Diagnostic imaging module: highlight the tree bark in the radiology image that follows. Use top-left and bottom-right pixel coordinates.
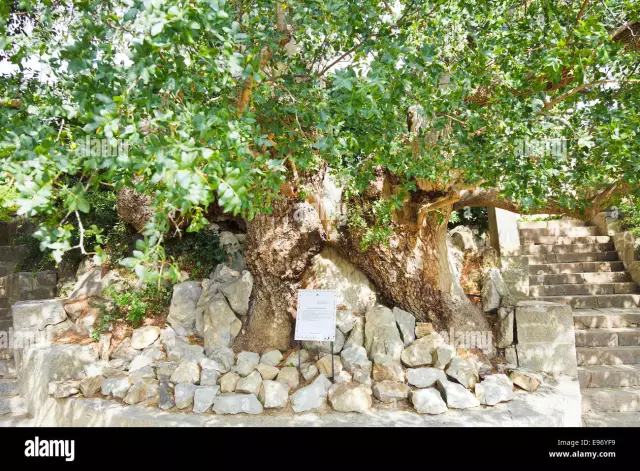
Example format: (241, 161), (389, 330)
(233, 198), (326, 353)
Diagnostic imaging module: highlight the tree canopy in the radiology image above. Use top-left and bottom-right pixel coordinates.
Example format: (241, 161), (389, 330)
(1, 0), (639, 282)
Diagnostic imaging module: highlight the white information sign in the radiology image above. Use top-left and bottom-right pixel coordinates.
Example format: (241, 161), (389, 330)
(294, 290), (337, 342)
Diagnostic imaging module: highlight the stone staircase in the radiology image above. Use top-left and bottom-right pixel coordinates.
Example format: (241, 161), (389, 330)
(0, 220), (51, 427)
(519, 219), (640, 426)
(0, 359), (30, 426)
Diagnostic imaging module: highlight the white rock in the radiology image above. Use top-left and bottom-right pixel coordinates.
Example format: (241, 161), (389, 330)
(393, 307), (416, 346)
(482, 268), (508, 312)
(236, 370), (262, 395)
(129, 355), (154, 372)
(259, 380), (289, 409)
(290, 375), (332, 413)
(496, 307), (515, 348)
(276, 367), (300, 389)
(317, 355), (342, 378)
(131, 326), (161, 350)
(220, 271), (253, 316)
(434, 344), (456, 369)
(158, 378), (174, 410)
(141, 347), (165, 361)
(344, 317), (364, 348)
(328, 382), (372, 413)
(128, 366), (155, 381)
(407, 368), (446, 388)
(124, 379), (158, 405)
(155, 362), (179, 378)
(234, 351), (260, 376)
(174, 382), (198, 409)
(436, 378), (480, 409)
(411, 388), (448, 414)
(301, 363), (318, 381)
(207, 346), (235, 371)
(200, 369), (219, 386)
(334, 370), (352, 384)
(199, 358), (228, 373)
(260, 349), (283, 367)
(372, 381), (410, 403)
(372, 356), (404, 382)
(219, 372), (240, 393)
(203, 293), (242, 350)
(168, 340), (205, 363)
(475, 374), (514, 405)
(79, 376), (103, 397)
(193, 386), (220, 413)
(167, 281), (202, 334)
(256, 364), (280, 380)
(101, 377), (130, 399)
(401, 333), (445, 367)
(284, 349), (309, 367)
(212, 393), (263, 415)
(340, 346), (370, 372)
(446, 356), (479, 389)
(210, 264), (240, 283)
(365, 305), (404, 362)
(509, 369), (542, 392)
(336, 309), (356, 334)
(170, 361), (200, 384)
(49, 380), (80, 399)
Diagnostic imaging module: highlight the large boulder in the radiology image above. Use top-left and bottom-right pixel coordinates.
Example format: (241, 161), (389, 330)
(400, 333), (444, 367)
(372, 381), (410, 403)
(445, 356), (479, 389)
(482, 268), (508, 312)
(131, 326), (161, 350)
(328, 382), (372, 413)
(212, 393), (263, 415)
(219, 271), (253, 316)
(393, 307), (416, 346)
(302, 247), (377, 313)
(364, 305), (403, 363)
(344, 317), (365, 349)
(259, 380), (289, 409)
(449, 225), (479, 254)
(203, 294), (242, 351)
(411, 388), (448, 415)
(124, 378), (159, 405)
(475, 374), (514, 405)
(167, 281), (202, 334)
(407, 368), (446, 388)
(290, 375), (332, 413)
(436, 378), (480, 409)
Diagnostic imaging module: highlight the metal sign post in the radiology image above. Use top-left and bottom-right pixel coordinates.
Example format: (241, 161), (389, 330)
(294, 289), (337, 382)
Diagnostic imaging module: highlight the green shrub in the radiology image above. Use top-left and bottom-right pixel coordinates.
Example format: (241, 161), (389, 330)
(92, 283), (172, 340)
(164, 229), (227, 279)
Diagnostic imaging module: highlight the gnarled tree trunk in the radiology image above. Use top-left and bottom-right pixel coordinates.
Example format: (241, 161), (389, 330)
(233, 199), (326, 353)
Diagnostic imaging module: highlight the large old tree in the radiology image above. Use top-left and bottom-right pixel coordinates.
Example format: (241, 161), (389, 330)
(1, 0), (639, 350)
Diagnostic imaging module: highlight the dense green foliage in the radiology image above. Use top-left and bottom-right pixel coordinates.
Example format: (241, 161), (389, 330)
(1, 0), (638, 281)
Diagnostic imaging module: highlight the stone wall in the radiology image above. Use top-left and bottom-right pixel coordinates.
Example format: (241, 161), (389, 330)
(487, 208), (529, 297)
(590, 212), (640, 286)
(514, 301), (578, 377)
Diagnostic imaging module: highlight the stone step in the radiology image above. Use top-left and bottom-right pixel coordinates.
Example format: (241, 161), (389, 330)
(581, 387), (640, 413)
(530, 261), (625, 275)
(525, 251), (619, 264)
(576, 346), (640, 366)
(0, 360), (16, 379)
(574, 310), (640, 329)
(535, 294), (640, 309)
(0, 245), (26, 262)
(0, 379), (19, 396)
(520, 226), (599, 238)
(522, 242), (614, 255)
(531, 282), (639, 297)
(0, 396), (27, 416)
(530, 271), (632, 286)
(518, 220), (586, 229)
(575, 327), (640, 347)
(579, 365), (640, 388)
(522, 235), (611, 245)
(582, 411), (640, 427)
